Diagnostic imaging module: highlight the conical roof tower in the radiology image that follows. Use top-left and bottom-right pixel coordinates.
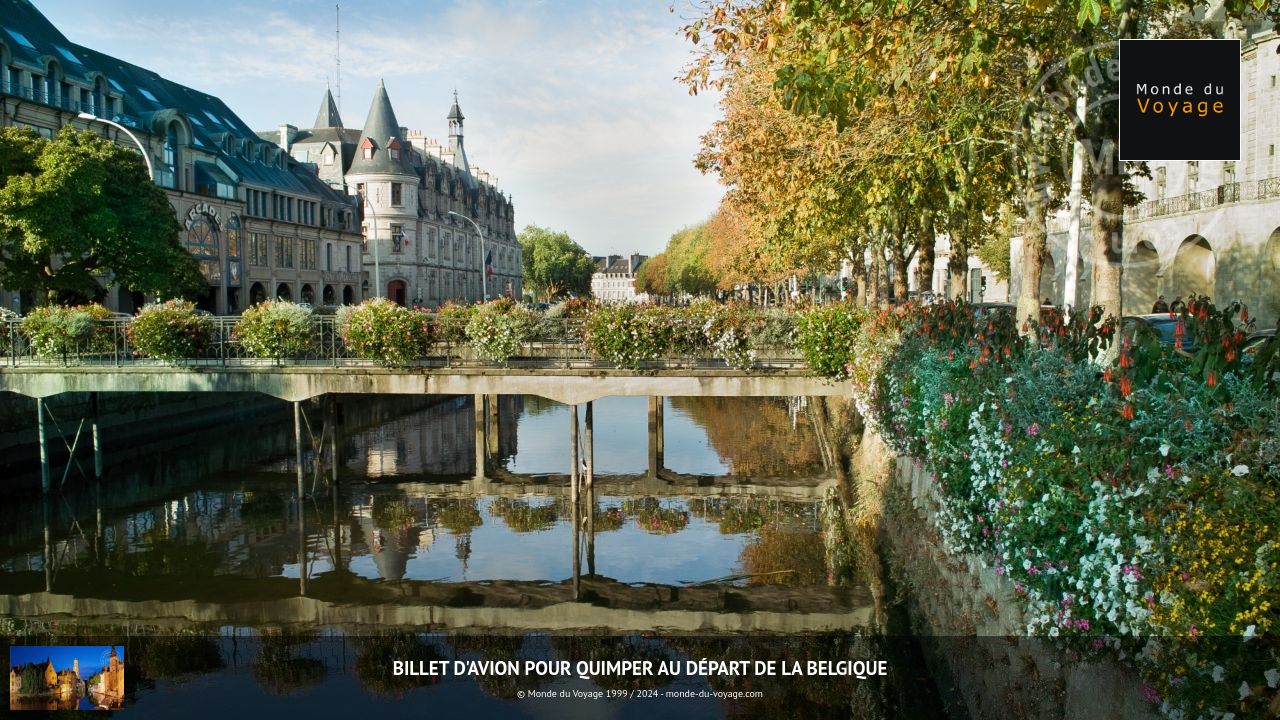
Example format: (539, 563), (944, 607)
(349, 79), (411, 175)
(314, 87), (343, 129)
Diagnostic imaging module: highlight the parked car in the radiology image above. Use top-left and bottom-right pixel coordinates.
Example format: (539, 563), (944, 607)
(972, 302), (1016, 317)
(1121, 313), (1195, 353)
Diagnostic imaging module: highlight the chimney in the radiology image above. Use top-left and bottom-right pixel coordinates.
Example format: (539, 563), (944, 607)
(630, 254), (646, 274)
(279, 124), (298, 152)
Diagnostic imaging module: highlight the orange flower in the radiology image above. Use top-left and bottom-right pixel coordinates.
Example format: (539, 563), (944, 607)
(1206, 371), (1218, 388)
(1119, 376), (1132, 397)
(1120, 403), (1135, 420)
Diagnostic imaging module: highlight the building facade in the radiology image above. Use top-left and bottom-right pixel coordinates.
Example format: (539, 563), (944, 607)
(0, 0), (366, 314)
(591, 254), (648, 303)
(276, 83), (519, 307)
(1010, 20), (1280, 327)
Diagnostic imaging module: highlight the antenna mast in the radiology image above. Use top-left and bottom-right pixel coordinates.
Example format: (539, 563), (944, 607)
(335, 3), (342, 118)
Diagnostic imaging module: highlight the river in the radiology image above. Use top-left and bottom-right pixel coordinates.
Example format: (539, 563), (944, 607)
(0, 394), (949, 718)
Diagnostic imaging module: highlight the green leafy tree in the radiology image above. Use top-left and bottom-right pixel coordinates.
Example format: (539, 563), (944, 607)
(0, 127), (206, 304)
(634, 253), (672, 297)
(518, 224), (595, 301)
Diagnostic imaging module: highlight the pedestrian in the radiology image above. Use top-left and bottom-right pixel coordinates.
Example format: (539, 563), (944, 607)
(1152, 295), (1168, 313)
(1169, 296), (1186, 313)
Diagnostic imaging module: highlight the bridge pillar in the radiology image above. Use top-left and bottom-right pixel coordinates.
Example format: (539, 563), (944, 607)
(648, 396), (665, 480)
(293, 400), (304, 500)
(584, 401), (594, 489)
(487, 393), (499, 457)
(36, 397), (50, 493)
(90, 392), (103, 481)
(570, 404), (579, 489)
(473, 394), (486, 479)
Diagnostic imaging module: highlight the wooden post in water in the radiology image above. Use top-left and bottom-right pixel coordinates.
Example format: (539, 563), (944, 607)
(473, 394), (485, 479)
(647, 396), (660, 480)
(570, 404), (581, 600)
(586, 478), (595, 576)
(90, 392), (103, 480)
(293, 401), (305, 500)
(36, 398), (50, 493)
(584, 401), (594, 489)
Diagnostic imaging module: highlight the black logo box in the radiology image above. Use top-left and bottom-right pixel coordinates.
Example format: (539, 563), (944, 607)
(1119, 38), (1241, 161)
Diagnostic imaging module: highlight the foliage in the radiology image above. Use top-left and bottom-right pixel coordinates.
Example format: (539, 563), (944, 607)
(853, 298), (1278, 719)
(624, 498), (690, 535)
(435, 301), (475, 344)
(232, 300), (313, 361)
(464, 297), (539, 363)
(794, 302), (867, 378)
(518, 224), (595, 301)
(974, 232), (1012, 284)
(0, 306), (17, 354)
(126, 300), (213, 362)
(634, 254), (671, 297)
(336, 298), (433, 367)
(21, 303), (112, 359)
(581, 304), (673, 369)
(0, 127), (206, 303)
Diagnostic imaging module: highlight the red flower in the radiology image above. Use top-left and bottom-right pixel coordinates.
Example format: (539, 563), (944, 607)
(1120, 403), (1135, 421)
(1206, 371), (1218, 388)
(1102, 369), (1114, 383)
(1119, 376), (1132, 397)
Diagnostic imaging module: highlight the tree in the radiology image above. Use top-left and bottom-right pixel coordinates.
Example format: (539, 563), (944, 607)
(0, 127), (206, 304)
(634, 253), (671, 297)
(665, 224), (717, 296)
(518, 224), (594, 301)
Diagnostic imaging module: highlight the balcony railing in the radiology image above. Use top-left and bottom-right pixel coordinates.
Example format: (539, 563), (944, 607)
(0, 316), (804, 371)
(1, 81), (142, 129)
(1126, 176), (1280, 221)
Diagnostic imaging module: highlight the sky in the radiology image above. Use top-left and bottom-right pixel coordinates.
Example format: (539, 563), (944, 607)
(10, 645), (121, 677)
(35, 0), (725, 257)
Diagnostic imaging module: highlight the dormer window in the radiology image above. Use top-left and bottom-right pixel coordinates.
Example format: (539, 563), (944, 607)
(388, 137), (402, 161)
(360, 137), (375, 160)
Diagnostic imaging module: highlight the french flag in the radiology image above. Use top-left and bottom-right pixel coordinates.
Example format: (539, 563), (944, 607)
(484, 250), (494, 277)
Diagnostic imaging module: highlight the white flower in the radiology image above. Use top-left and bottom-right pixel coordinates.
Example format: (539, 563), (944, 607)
(1238, 681), (1252, 700)
(1265, 668), (1279, 689)
(1212, 665), (1225, 683)
(1159, 444), (1170, 457)
(1231, 465), (1250, 476)
(1243, 625), (1257, 641)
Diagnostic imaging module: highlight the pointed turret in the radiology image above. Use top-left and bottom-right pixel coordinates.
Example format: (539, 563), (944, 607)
(349, 79), (412, 175)
(447, 91), (474, 188)
(314, 87), (343, 129)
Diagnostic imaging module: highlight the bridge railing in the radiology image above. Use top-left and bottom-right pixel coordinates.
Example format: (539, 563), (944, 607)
(0, 316), (805, 370)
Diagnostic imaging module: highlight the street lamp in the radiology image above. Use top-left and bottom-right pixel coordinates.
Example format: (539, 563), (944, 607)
(77, 112), (153, 180)
(362, 188), (382, 298)
(448, 210), (487, 302)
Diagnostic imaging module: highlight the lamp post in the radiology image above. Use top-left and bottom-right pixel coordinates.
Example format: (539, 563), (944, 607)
(77, 112), (153, 180)
(363, 188), (382, 298)
(448, 210), (487, 302)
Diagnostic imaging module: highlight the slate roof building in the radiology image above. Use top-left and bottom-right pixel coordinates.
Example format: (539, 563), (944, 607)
(591, 254), (648, 303)
(277, 83), (520, 306)
(0, 0), (366, 314)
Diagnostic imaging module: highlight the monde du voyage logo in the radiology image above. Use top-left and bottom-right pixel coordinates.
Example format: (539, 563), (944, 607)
(1119, 38), (1241, 161)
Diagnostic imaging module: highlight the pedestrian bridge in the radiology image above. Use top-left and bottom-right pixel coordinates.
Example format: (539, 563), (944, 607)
(0, 365), (848, 405)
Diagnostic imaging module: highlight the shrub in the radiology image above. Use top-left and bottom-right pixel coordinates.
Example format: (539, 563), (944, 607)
(336, 298), (433, 367)
(582, 304), (671, 369)
(794, 302), (867, 378)
(21, 303), (113, 359)
(126, 300), (213, 362)
(464, 298), (538, 363)
(701, 301), (763, 369)
(233, 300), (313, 361)
(435, 302), (475, 344)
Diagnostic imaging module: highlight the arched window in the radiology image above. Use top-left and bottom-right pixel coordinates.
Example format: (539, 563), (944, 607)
(164, 123), (178, 169)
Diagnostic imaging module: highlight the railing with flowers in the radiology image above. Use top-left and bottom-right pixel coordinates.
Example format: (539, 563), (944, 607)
(0, 309), (805, 371)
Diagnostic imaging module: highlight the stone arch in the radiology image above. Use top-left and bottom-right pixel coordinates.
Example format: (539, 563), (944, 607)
(323, 285), (336, 305)
(342, 285), (354, 305)
(1037, 251), (1060, 305)
(1171, 235), (1215, 301)
(387, 279), (408, 307)
(300, 284), (315, 304)
(249, 282), (266, 305)
(1123, 240), (1161, 313)
(276, 283), (292, 301)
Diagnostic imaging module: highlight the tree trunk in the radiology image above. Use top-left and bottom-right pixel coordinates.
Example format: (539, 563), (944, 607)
(917, 215), (936, 297)
(1091, 173), (1124, 321)
(889, 242), (910, 305)
(867, 252), (882, 307)
(1018, 185), (1050, 333)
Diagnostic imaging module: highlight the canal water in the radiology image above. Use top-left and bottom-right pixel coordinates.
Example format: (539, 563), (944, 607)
(0, 394), (948, 718)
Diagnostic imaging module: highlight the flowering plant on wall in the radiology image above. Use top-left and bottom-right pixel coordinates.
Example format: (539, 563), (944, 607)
(21, 303), (113, 360)
(464, 297), (539, 364)
(232, 300), (313, 362)
(336, 298), (432, 367)
(127, 300), (213, 362)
